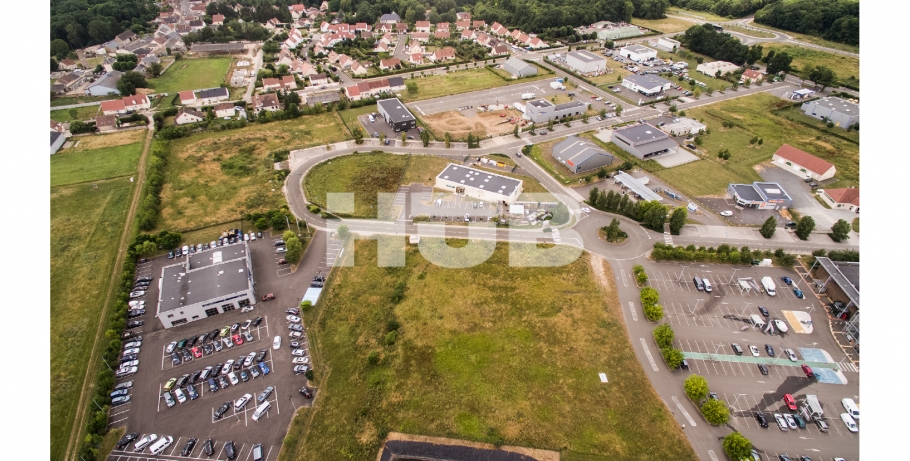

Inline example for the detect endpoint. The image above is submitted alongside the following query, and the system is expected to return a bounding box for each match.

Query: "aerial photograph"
[47,0,865,460]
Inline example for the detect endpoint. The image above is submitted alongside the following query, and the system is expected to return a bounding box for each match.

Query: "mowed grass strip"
[157,112,349,231]
[761,43,859,83]
[50,179,133,461]
[286,241,696,461]
[399,67,545,103]
[51,141,143,186]
[51,105,100,123]
[148,57,232,94]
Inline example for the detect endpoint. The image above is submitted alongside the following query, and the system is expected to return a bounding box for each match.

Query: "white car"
[250,233,257,241]
[182,245,189,256]
[235,393,253,411]
[228,372,239,385]
[783,413,798,430]
[221,360,234,375]
[293,356,309,364]
[122,348,140,356]
[114,381,133,390]
[120,360,139,368]
[784,348,798,362]
[124,341,142,349]
[840,413,858,432]
[165,341,177,353]
[748,345,760,357]
[173,388,186,403]
[581,207,591,214]
[287,315,301,323]
[129,300,145,308]
[241,305,255,313]
[773,413,788,431]
[289,331,303,339]
[223,337,234,348]
[116,367,138,378]
[273,336,282,350]
[720,210,733,216]
[291,349,306,357]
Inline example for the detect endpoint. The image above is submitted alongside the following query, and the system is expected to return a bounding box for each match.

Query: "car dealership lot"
[636,260,859,461]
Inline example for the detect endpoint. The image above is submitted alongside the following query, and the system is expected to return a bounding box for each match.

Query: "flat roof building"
[435,163,523,204]
[801,97,859,129]
[551,136,614,173]
[661,117,706,136]
[622,74,673,96]
[525,99,587,124]
[156,243,256,328]
[613,171,662,201]
[377,97,416,131]
[502,57,537,78]
[611,123,678,159]
[727,182,793,210]
[618,44,657,62]
[696,60,740,77]
[566,50,607,74]
[655,37,680,52]
[810,257,859,340]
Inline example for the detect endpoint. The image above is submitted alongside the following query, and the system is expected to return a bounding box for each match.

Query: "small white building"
[660,117,706,136]
[655,37,680,52]
[175,107,205,125]
[622,74,673,96]
[618,44,657,62]
[435,163,523,204]
[696,60,740,77]
[565,50,607,74]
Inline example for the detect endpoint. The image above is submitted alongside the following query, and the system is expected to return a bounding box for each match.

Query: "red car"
[232,334,244,346]
[801,364,814,378]
[261,293,275,301]
[191,347,202,358]
[783,393,797,411]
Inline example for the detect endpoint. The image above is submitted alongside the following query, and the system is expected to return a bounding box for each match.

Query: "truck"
[550,82,566,90]
[761,276,777,296]
[521,93,535,100]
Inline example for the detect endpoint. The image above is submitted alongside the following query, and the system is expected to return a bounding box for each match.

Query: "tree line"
[670,0,773,19]
[754,0,859,46]
[50,0,160,51]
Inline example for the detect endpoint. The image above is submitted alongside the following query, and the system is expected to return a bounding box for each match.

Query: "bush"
[723,432,752,460]
[384,330,398,345]
[759,216,777,239]
[661,347,684,369]
[653,323,674,349]
[255,217,269,230]
[701,398,730,425]
[644,303,664,322]
[684,374,709,401]
[300,300,312,311]
[367,350,380,366]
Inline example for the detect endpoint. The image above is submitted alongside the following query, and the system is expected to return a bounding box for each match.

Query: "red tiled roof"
[179,91,195,102]
[773,144,835,175]
[100,99,126,112]
[824,188,859,206]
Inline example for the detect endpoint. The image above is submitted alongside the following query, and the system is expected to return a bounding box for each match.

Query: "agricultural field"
[148,57,233,94]
[50,105,100,123]
[399,67,545,103]
[281,241,696,461]
[156,112,349,231]
[50,178,134,461]
[760,43,859,86]
[50,131,145,187]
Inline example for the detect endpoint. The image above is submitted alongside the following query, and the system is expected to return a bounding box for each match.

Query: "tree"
[641,201,667,230]
[615,104,622,116]
[669,104,677,113]
[420,129,431,147]
[116,71,148,96]
[722,432,752,460]
[759,216,777,239]
[68,108,79,120]
[808,65,837,91]
[795,215,815,240]
[255,217,269,230]
[401,132,407,143]
[640,287,660,308]
[336,224,350,239]
[653,323,674,349]
[830,219,851,242]
[547,119,554,130]
[379,132,386,144]
[444,132,451,148]
[134,240,158,255]
[588,187,599,205]
[352,126,364,144]
[51,58,59,72]
[51,39,70,60]
[701,398,730,425]
[669,207,687,235]
[684,374,709,401]
[661,347,684,369]
[692,88,701,98]
[406,81,418,94]
[146,61,163,78]
[285,237,303,263]
[156,230,182,249]
[767,51,792,75]
[644,303,664,322]
[283,230,297,242]
[513,123,519,138]
[94,64,103,74]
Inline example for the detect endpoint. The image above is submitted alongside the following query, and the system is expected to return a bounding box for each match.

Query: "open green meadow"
[51,137,144,187]
[148,57,233,94]
[51,105,100,123]
[280,241,697,461]
[760,43,859,86]
[399,67,546,103]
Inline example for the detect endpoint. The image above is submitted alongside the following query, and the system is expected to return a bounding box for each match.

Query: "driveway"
[758,164,858,229]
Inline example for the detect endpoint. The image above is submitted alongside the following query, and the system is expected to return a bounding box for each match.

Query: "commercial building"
[565,50,607,74]
[661,117,706,136]
[696,60,740,76]
[810,257,859,341]
[611,124,678,159]
[819,188,859,213]
[524,99,587,124]
[551,136,614,173]
[156,243,256,329]
[622,74,673,96]
[618,44,657,62]
[613,171,663,202]
[377,97,417,132]
[502,57,537,78]
[771,144,836,181]
[655,37,680,52]
[801,97,859,129]
[727,182,793,210]
[435,163,523,204]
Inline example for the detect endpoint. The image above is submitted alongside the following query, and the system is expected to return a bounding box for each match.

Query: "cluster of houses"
[343,76,406,101]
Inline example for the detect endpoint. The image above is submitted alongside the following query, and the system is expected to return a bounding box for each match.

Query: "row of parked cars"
[167,230,263,259]
[115,336,145,383]
[166,318,263,366]
[117,432,265,460]
[162,349,272,407]
[129,275,154,299]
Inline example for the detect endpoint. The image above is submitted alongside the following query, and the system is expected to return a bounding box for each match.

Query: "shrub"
[384,330,398,345]
[661,347,684,369]
[701,398,730,425]
[300,300,312,311]
[723,432,752,460]
[644,303,664,322]
[255,218,269,230]
[684,374,709,401]
[367,350,380,366]
[653,323,674,349]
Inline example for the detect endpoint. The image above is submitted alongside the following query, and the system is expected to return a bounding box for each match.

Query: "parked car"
[758,306,769,317]
[162,391,176,408]
[244,352,257,367]
[214,402,231,419]
[249,365,261,378]
[252,316,263,327]
[757,363,769,375]
[781,276,793,285]
[111,395,131,406]
[749,345,760,357]
[783,394,797,411]
[174,388,187,403]
[256,349,268,362]
[783,413,798,430]
[258,386,274,403]
[201,439,214,456]
[258,362,270,375]
[784,348,798,361]
[754,411,768,428]
[234,393,253,411]
[186,385,199,400]
[765,344,775,357]
[291,349,306,357]
[299,387,313,399]
[793,288,804,298]
[116,433,139,449]
[232,334,244,345]
[294,364,310,374]
[719,211,733,216]
[801,364,814,378]
[289,324,304,332]
[181,438,197,456]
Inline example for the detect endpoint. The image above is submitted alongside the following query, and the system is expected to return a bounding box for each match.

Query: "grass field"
[750,22,860,55]
[632,16,701,33]
[281,241,696,461]
[337,105,376,136]
[399,67,545,103]
[652,93,859,197]
[772,104,860,143]
[761,43,860,85]
[51,133,144,186]
[668,7,733,23]
[50,178,134,461]
[51,105,100,123]
[722,24,775,38]
[50,94,116,107]
[148,57,233,94]
[157,112,349,231]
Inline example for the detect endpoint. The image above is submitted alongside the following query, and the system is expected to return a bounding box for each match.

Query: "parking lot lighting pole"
[101,359,114,373]
[91,398,103,411]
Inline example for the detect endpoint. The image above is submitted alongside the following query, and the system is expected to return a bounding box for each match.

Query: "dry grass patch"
[71,130,145,151]
[423,109,522,139]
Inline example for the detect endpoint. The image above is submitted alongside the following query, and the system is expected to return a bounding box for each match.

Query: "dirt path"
[62,127,154,461]
[379,433,560,461]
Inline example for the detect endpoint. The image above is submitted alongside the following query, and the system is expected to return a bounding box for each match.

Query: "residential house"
[430,47,456,62]
[265,18,281,29]
[379,12,401,24]
[456,20,470,30]
[59,59,78,70]
[214,103,236,118]
[175,107,206,125]
[115,30,138,45]
[338,54,353,68]
[527,37,547,49]
[198,87,230,105]
[410,32,430,43]
[354,23,371,32]
[373,42,390,52]
[344,83,367,101]
[360,31,373,39]
[741,69,763,83]
[212,14,225,25]
[294,18,312,29]
[251,93,281,113]
[491,22,508,36]
[368,79,391,94]
[327,50,340,63]
[122,94,150,111]
[95,114,119,132]
[819,188,860,213]
[516,33,530,45]
[409,53,424,65]
[379,33,394,45]
[436,22,449,31]
[349,60,368,76]
[309,73,329,86]
[511,29,523,40]
[179,90,197,105]
[379,58,401,70]
[378,24,394,34]
[461,29,477,40]
[320,1,329,10]
[770,144,837,181]
[85,70,121,96]
[490,43,509,56]
[396,23,408,33]
[407,42,424,55]
[288,4,306,19]
[51,131,66,155]
[415,21,431,33]
[473,20,486,29]
[100,99,128,115]
[51,120,66,134]
[456,12,471,20]
[475,32,493,46]
[434,30,450,40]
[327,23,351,33]
[290,59,317,76]
[262,75,298,91]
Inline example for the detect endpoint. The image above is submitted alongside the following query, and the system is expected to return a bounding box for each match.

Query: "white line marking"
[708,449,719,461]
[619,270,628,287]
[629,301,638,321]
[672,396,696,426]
[640,338,659,371]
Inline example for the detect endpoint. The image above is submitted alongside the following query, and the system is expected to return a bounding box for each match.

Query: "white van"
[842,398,859,419]
[806,394,824,418]
[761,276,776,296]
[702,278,712,293]
[149,436,174,455]
[749,314,766,328]
[252,401,271,421]
[133,434,158,452]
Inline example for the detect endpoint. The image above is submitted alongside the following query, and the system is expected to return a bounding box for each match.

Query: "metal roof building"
[613,171,662,202]
[502,57,537,78]
[811,257,859,341]
[727,182,793,210]
[377,97,416,131]
[551,136,614,173]
[611,123,678,159]
[435,163,523,204]
[566,50,607,74]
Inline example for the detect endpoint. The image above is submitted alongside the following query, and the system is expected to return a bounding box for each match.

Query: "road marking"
[672,396,696,426]
[639,338,659,371]
[707,450,718,461]
[628,302,638,321]
[619,270,628,287]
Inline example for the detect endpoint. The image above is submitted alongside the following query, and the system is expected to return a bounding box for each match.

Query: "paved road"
[243,48,263,103]
[51,101,105,110]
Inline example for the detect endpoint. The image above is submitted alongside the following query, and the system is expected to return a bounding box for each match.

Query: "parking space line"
[628,302,638,322]
[168,437,183,456]
[639,338,659,372]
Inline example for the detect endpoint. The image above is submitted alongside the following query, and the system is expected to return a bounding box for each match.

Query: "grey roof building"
[611,123,677,159]
[727,182,792,210]
[380,12,401,23]
[525,99,587,123]
[435,163,523,204]
[85,70,122,96]
[306,91,341,106]
[565,50,607,74]
[801,97,859,129]
[502,57,537,78]
[622,74,673,96]
[198,87,230,104]
[810,257,859,340]
[51,131,66,155]
[377,97,416,131]
[551,136,614,173]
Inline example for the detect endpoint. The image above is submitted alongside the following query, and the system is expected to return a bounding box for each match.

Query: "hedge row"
[136,141,168,231]
[640,286,664,322]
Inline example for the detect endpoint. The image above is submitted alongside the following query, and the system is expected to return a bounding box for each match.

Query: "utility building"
[156,243,256,328]
[727,182,793,210]
[435,163,523,204]
[565,50,607,74]
[502,57,537,77]
[801,97,859,129]
[622,74,673,96]
[618,44,657,62]
[525,99,587,123]
[610,123,678,159]
[377,97,417,132]
[551,136,614,173]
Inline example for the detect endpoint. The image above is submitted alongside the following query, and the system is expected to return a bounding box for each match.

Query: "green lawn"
[51,105,101,123]
[654,160,751,197]
[148,57,233,94]
[157,112,349,231]
[749,22,860,55]
[337,105,376,136]
[51,142,143,186]
[771,104,859,143]
[760,43,860,86]
[50,178,134,461]
[399,67,547,103]
[632,16,701,34]
[304,152,410,218]
[50,94,116,107]
[280,241,697,461]
[667,7,733,23]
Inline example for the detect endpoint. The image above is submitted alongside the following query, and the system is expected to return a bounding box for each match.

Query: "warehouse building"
[771,144,836,181]
[696,60,740,76]
[525,99,587,123]
[727,182,792,210]
[611,123,678,159]
[435,163,523,204]
[661,117,706,136]
[377,97,417,132]
[801,97,859,129]
[655,37,680,52]
[156,243,256,328]
[502,57,538,77]
[810,257,859,341]
[618,44,657,62]
[551,136,614,173]
[622,74,673,96]
[565,50,607,74]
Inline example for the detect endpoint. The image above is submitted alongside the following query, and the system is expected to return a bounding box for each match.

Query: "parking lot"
[633,260,859,461]
[357,112,421,141]
[106,231,323,460]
